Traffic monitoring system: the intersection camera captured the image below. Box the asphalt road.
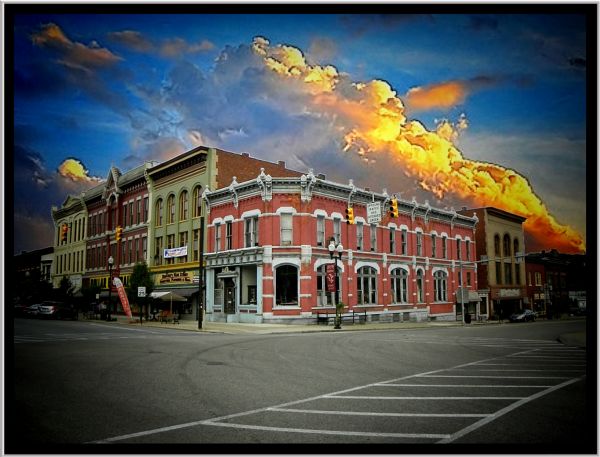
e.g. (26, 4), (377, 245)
(7, 317), (594, 453)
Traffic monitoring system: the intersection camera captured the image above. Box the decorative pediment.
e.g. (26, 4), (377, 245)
(102, 166), (122, 200)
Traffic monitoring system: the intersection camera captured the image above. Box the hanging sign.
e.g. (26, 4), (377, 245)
(326, 263), (337, 293)
(367, 202), (382, 224)
(164, 245), (188, 258)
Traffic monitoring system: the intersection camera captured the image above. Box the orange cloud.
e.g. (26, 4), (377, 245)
(253, 38), (585, 253)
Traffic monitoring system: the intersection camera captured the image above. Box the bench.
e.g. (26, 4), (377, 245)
(159, 311), (180, 324)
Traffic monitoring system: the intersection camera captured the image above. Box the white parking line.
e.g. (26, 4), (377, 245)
(376, 384), (554, 388)
(324, 395), (525, 400)
(420, 375), (572, 379)
(266, 407), (489, 418)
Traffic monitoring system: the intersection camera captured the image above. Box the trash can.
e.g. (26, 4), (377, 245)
(465, 313), (472, 324)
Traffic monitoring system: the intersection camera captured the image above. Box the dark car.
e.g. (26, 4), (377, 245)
(38, 301), (78, 320)
(509, 309), (537, 323)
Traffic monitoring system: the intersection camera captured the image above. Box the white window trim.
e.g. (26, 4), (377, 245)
(276, 206), (297, 215)
(241, 209), (261, 219)
(314, 258), (345, 273)
(313, 209), (328, 218)
(388, 263), (410, 275)
(431, 266), (449, 275)
(354, 261), (380, 274)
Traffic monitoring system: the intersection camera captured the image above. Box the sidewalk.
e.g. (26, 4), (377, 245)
(108, 314), (495, 334)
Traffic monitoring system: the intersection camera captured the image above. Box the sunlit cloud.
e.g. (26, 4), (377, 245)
(57, 158), (104, 183)
(109, 29), (215, 58)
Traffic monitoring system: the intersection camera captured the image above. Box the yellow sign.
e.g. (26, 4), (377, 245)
(159, 272), (192, 284)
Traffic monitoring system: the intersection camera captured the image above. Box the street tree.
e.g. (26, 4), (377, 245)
(127, 262), (154, 322)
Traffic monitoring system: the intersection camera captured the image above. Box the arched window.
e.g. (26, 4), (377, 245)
(155, 199), (163, 227)
(179, 191), (188, 221)
(416, 269), (424, 302)
(433, 271), (447, 302)
(275, 265), (298, 306)
(494, 234), (501, 256)
(357, 266), (377, 305)
(513, 238), (519, 258)
(167, 195), (175, 224)
(503, 234), (511, 258)
(390, 268), (408, 304)
(317, 264), (341, 306)
(193, 186), (203, 218)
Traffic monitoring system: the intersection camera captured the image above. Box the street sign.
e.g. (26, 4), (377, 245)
(367, 202), (381, 224)
(138, 286), (146, 297)
(325, 263), (336, 293)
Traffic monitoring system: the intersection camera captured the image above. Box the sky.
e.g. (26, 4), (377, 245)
(8, 6), (590, 255)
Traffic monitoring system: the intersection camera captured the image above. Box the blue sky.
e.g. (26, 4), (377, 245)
(9, 8), (590, 254)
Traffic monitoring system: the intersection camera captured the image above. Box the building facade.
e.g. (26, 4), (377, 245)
(459, 207), (526, 319)
(203, 170), (478, 324)
(51, 195), (88, 292)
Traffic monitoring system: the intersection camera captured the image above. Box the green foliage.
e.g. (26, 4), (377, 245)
(126, 262), (154, 318)
(56, 276), (75, 301)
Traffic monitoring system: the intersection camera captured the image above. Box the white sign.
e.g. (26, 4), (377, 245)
(138, 286), (146, 297)
(367, 202), (381, 224)
(164, 245), (188, 258)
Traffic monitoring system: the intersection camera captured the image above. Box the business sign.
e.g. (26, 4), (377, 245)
(367, 202), (381, 224)
(325, 263), (336, 293)
(113, 277), (133, 319)
(164, 245), (188, 258)
(159, 272), (192, 284)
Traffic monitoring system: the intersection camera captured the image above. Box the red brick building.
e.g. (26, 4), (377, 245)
(204, 170), (478, 323)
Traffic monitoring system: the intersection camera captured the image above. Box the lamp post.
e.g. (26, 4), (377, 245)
(328, 238), (344, 330)
(198, 216), (205, 330)
(107, 255), (114, 321)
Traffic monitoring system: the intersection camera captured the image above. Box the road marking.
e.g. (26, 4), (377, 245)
(323, 395), (525, 400)
(437, 375), (586, 443)
(375, 384), (554, 388)
(420, 375), (572, 379)
(199, 422), (451, 440)
(266, 407), (489, 418)
(448, 369), (585, 372)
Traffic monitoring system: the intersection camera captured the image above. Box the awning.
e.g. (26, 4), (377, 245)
(468, 291), (481, 302)
(456, 288), (481, 303)
(152, 287), (199, 297)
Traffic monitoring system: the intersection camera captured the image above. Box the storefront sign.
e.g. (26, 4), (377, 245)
(499, 288), (521, 298)
(159, 272), (192, 284)
(164, 246), (188, 258)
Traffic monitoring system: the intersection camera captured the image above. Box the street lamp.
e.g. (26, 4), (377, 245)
(107, 256), (114, 322)
(328, 238), (344, 329)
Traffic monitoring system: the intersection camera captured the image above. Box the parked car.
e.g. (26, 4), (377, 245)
(38, 301), (78, 320)
(509, 309), (537, 322)
(24, 304), (42, 317)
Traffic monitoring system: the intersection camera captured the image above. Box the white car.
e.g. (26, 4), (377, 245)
(24, 304), (41, 317)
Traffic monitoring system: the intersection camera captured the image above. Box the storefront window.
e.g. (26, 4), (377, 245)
(357, 266), (377, 305)
(275, 265), (298, 305)
(390, 268), (408, 303)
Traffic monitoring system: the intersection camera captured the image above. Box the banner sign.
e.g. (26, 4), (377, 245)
(164, 245), (188, 259)
(326, 263), (337, 293)
(113, 277), (133, 319)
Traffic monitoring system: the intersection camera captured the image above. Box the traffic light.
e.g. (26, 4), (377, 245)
(389, 198), (399, 218)
(345, 206), (355, 225)
(61, 224), (69, 243)
(115, 226), (123, 242)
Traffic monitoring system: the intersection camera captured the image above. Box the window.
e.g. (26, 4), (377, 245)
(167, 195), (175, 224)
(466, 240), (471, 261)
(193, 186), (202, 218)
(333, 218), (341, 244)
(494, 234), (501, 256)
(495, 261), (502, 284)
(503, 234), (511, 258)
(215, 223), (221, 252)
(467, 272), (472, 287)
(226, 221), (232, 250)
(280, 213), (293, 245)
(193, 229), (200, 261)
(389, 227), (396, 254)
(166, 234), (175, 265)
(245, 217), (259, 247)
(390, 268), (408, 303)
(316, 216), (325, 247)
(431, 234), (437, 258)
(179, 191), (188, 221)
(178, 231), (188, 263)
(456, 238), (462, 260)
(356, 222), (364, 251)
(416, 232), (423, 257)
(317, 264), (340, 306)
(433, 271), (447, 302)
(123, 204), (128, 227)
(504, 262), (512, 284)
(275, 265), (298, 305)
(416, 270), (424, 302)
(127, 202), (132, 226)
(357, 266), (377, 305)
(121, 241), (126, 266)
(401, 229), (407, 255)
(528, 272), (532, 286)
(144, 196), (149, 222)
(535, 272), (542, 286)
(136, 200), (141, 224)
(515, 263), (520, 285)
(370, 224), (377, 252)
(155, 199), (163, 227)
(128, 239), (133, 264)
(513, 238), (519, 258)
(142, 237), (147, 262)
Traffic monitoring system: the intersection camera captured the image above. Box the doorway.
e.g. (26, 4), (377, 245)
(224, 278), (236, 314)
